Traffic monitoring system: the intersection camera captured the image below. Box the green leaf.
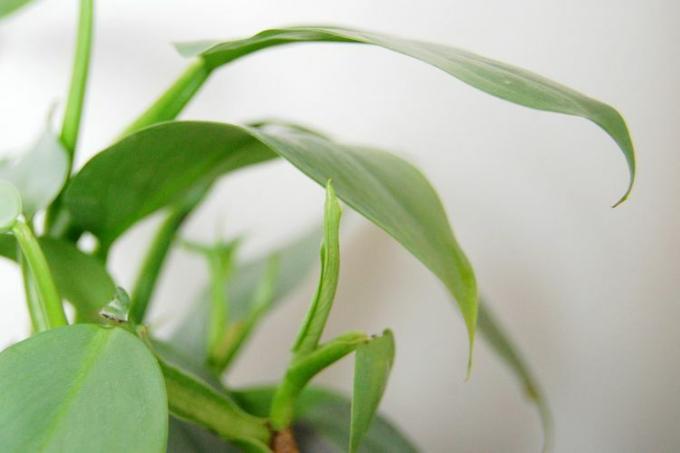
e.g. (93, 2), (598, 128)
(249, 123), (478, 366)
(350, 330), (395, 453)
(177, 25), (635, 205)
(0, 236), (117, 321)
(292, 181), (342, 354)
(0, 180), (22, 232)
(234, 386), (418, 453)
(170, 225), (321, 365)
(478, 300), (552, 451)
(67, 121), (477, 364)
(64, 122), (278, 247)
(0, 127), (69, 216)
(0, 0), (37, 19)
(0, 324), (168, 452)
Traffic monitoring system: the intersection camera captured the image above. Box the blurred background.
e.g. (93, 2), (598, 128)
(1, 1), (678, 451)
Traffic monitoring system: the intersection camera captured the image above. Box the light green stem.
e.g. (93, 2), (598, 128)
(270, 331), (367, 430)
(13, 220), (67, 330)
(46, 0), (94, 234)
(159, 358), (271, 446)
(18, 251), (48, 332)
(207, 252), (228, 367)
(60, 0), (94, 157)
(121, 59), (211, 136)
(129, 207), (192, 323)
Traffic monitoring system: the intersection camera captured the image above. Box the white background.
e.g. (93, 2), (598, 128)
(1, 1), (679, 452)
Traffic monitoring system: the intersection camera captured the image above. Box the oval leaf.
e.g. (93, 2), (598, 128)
(0, 324), (168, 452)
(177, 25), (635, 205)
(67, 121), (477, 360)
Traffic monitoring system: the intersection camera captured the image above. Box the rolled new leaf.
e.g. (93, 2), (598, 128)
(292, 181), (342, 355)
(65, 121), (478, 364)
(175, 25), (634, 205)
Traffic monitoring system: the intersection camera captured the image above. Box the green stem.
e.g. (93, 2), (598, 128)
(207, 252), (228, 367)
(60, 0), (94, 158)
(270, 331), (367, 430)
(211, 255), (279, 373)
(13, 219), (67, 330)
(47, 58), (210, 240)
(129, 206), (192, 323)
(45, 0), (94, 234)
(18, 251), (49, 332)
(121, 59), (212, 137)
(159, 357), (271, 447)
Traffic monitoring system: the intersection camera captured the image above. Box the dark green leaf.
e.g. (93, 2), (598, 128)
(67, 121), (477, 362)
(0, 324), (168, 452)
(177, 25), (635, 206)
(0, 236), (116, 321)
(0, 127), (69, 216)
(63, 122), (278, 247)
(351, 330), (395, 453)
(234, 386), (418, 453)
(478, 300), (552, 451)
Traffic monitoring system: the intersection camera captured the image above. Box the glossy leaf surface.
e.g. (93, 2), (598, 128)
(178, 25), (635, 205)
(350, 330), (395, 453)
(0, 324), (168, 452)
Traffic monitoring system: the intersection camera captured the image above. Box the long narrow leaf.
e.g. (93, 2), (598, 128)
(478, 300), (552, 451)
(176, 25), (635, 205)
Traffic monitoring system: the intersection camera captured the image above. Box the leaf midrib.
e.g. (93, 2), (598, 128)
(36, 328), (111, 451)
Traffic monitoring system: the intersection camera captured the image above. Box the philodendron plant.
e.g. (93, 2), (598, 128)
(0, 2), (635, 452)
